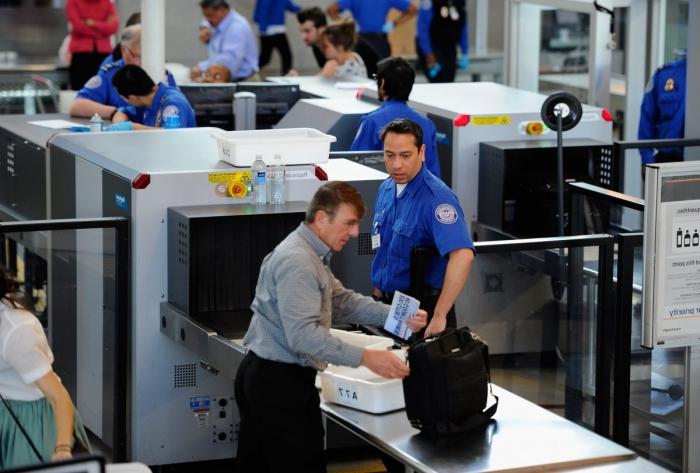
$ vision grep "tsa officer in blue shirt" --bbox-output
[110,65,196,130]
[352,57,441,179]
[70,25,177,120]
[638,56,687,167]
[417,0,468,83]
[372,118,474,337]
[327,0,416,59]
[191,0,259,82]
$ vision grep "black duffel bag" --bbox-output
[403,327,498,436]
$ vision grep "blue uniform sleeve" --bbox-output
[427,192,473,257]
[76,74,110,103]
[460,21,468,54]
[166,70,178,88]
[337,0,351,12]
[285,0,301,13]
[638,75,658,165]
[390,0,412,12]
[417,0,433,55]
[351,116,381,151]
[424,125,441,178]
[255,0,271,32]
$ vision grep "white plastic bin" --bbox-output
[213,128,336,167]
[320,350,406,414]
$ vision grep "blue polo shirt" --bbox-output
[122,83,196,128]
[351,99,441,179]
[337,0,412,33]
[371,165,473,293]
[77,59,178,111]
[638,57,686,165]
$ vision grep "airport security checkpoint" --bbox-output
[0,1,698,472]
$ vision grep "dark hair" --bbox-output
[112,65,156,97]
[200,0,229,9]
[321,22,356,51]
[297,7,327,28]
[305,181,366,224]
[125,12,141,27]
[380,118,423,148]
[0,265,21,308]
[376,57,415,101]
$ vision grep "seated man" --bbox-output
[352,57,441,178]
[202,63,232,83]
[70,24,177,119]
[110,65,196,129]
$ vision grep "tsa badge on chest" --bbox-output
[664,78,675,92]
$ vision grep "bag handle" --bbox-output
[0,391,44,463]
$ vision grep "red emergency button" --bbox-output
[453,114,470,127]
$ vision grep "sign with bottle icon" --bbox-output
[653,199,700,347]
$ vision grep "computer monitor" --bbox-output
[235,82,301,129]
[180,83,237,130]
[329,150,386,173]
[3,456,105,473]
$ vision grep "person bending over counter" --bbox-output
[69,24,177,120]
[235,181,427,472]
[319,22,367,80]
[352,57,441,179]
[371,118,474,337]
[110,65,196,130]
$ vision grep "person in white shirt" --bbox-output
[0,266,89,469]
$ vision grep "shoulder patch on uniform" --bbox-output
[435,204,458,224]
[100,62,118,73]
[85,76,102,89]
[162,104,180,117]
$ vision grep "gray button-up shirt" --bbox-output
[243,223,390,370]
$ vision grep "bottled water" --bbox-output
[252,155,267,204]
[163,113,181,129]
[89,113,103,132]
[268,154,286,205]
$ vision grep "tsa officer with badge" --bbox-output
[372,118,474,337]
[638,55,687,169]
[109,65,196,130]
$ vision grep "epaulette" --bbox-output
[99,61,120,74]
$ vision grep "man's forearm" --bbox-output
[70,98,116,119]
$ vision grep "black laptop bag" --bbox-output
[403,327,498,436]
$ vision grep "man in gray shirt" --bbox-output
[235,181,426,472]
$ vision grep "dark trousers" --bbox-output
[359,32,391,60]
[259,33,294,75]
[416,38,458,83]
[69,52,109,90]
[234,351,326,473]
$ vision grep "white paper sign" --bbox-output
[655,200,700,346]
[27,119,86,129]
[384,291,420,340]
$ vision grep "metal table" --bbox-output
[267,75,373,100]
[321,385,647,473]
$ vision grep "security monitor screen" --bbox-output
[3,456,104,473]
[330,150,386,173]
[180,83,237,129]
[236,82,300,128]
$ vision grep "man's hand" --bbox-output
[190,66,202,81]
[426,53,437,69]
[198,26,212,44]
[362,349,409,379]
[112,110,129,123]
[286,69,299,77]
[424,314,446,338]
[406,309,427,332]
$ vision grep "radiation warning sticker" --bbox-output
[471,115,511,126]
[207,171,251,183]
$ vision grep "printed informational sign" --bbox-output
[384,291,420,340]
[654,200,700,346]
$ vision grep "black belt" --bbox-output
[379,287,441,303]
[247,350,316,377]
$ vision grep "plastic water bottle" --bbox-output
[89,113,104,132]
[268,154,286,205]
[163,113,181,129]
[252,155,267,204]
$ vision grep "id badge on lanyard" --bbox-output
[371,210,384,250]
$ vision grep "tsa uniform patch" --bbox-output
[85,76,102,89]
[435,204,458,224]
[162,105,179,117]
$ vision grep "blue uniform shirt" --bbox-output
[417,0,468,55]
[371,165,473,293]
[199,9,258,80]
[122,83,196,128]
[77,59,178,111]
[254,0,300,33]
[638,57,686,165]
[337,0,412,33]
[351,99,442,179]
